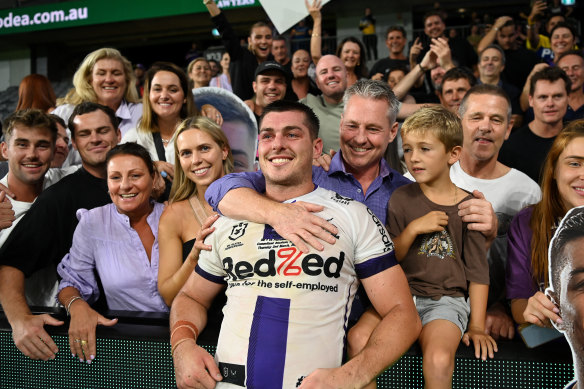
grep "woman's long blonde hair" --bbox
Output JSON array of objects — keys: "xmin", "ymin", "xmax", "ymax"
[
  {"xmin": 169, "ymin": 116, "xmax": 234, "ymax": 203},
  {"xmin": 530, "ymin": 119, "xmax": 584, "ymax": 287},
  {"xmin": 58, "ymin": 48, "xmax": 139, "ymax": 106}
]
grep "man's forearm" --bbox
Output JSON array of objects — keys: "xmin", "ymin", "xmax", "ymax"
[
  {"xmin": 218, "ymin": 188, "xmax": 280, "ymax": 224},
  {"xmin": 170, "ymin": 291, "xmax": 210, "ymax": 335},
  {"xmin": 0, "ymin": 266, "xmax": 31, "ymax": 325},
  {"xmin": 477, "ymin": 29, "xmax": 496, "ymax": 54},
  {"xmin": 393, "ymin": 64, "xmax": 424, "ymax": 100}
]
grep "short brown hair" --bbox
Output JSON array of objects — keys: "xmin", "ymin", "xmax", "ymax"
[
  {"xmin": 401, "ymin": 106, "xmax": 462, "ymax": 151},
  {"xmin": 3, "ymin": 109, "xmax": 57, "ymax": 144}
]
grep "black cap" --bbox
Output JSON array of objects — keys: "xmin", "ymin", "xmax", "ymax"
[{"xmin": 254, "ymin": 60, "xmax": 291, "ymax": 81}]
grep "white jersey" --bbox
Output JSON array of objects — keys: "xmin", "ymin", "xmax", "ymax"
[{"xmin": 196, "ymin": 187, "xmax": 396, "ymax": 388}]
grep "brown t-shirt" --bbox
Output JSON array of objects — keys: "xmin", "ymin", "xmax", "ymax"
[{"xmin": 387, "ymin": 183, "xmax": 489, "ymax": 299}]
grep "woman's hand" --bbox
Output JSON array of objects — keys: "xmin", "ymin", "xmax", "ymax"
[
  {"xmin": 186, "ymin": 214, "xmax": 220, "ymax": 265},
  {"xmin": 523, "ymin": 291, "xmax": 562, "ymax": 327},
  {"xmin": 68, "ymin": 300, "xmax": 117, "ymax": 363},
  {"xmin": 200, "ymin": 104, "xmax": 223, "ymax": 126},
  {"xmin": 305, "ymin": 0, "xmax": 322, "ymax": 21},
  {"xmin": 154, "ymin": 161, "xmax": 175, "ymax": 182}
]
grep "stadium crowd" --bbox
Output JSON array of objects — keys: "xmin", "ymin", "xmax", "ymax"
[{"xmin": 0, "ymin": 0, "xmax": 583, "ymax": 388}]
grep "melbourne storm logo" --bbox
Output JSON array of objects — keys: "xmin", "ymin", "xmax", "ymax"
[
  {"xmin": 332, "ymin": 192, "xmax": 354, "ymax": 205},
  {"xmin": 229, "ymin": 222, "xmax": 248, "ymax": 241}
]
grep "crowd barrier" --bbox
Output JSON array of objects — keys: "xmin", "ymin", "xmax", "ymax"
[{"xmin": 0, "ymin": 307, "xmax": 575, "ymax": 388}]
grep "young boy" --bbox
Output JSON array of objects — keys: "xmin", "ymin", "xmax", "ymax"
[{"xmin": 390, "ymin": 106, "xmax": 497, "ymax": 387}]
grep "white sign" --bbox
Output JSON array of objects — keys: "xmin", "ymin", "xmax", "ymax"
[{"xmin": 258, "ymin": 0, "xmax": 331, "ymax": 34}]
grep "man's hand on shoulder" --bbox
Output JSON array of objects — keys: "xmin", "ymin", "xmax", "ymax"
[
  {"xmin": 458, "ymin": 190, "xmax": 497, "ymax": 244},
  {"xmin": 12, "ymin": 313, "xmax": 63, "ymax": 360},
  {"xmin": 270, "ymin": 201, "xmax": 338, "ymax": 253},
  {"xmin": 174, "ymin": 342, "xmax": 222, "ymax": 389}
]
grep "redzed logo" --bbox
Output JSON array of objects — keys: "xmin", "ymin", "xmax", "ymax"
[{"xmin": 223, "ymin": 247, "xmax": 345, "ymax": 281}]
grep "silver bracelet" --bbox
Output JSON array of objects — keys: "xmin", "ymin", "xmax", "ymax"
[{"xmin": 66, "ymin": 296, "xmax": 83, "ymax": 316}]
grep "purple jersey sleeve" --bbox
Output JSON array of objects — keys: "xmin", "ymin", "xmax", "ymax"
[{"xmin": 205, "ymin": 171, "xmax": 267, "ymax": 213}]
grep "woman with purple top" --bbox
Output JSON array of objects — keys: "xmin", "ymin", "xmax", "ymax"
[
  {"xmin": 57, "ymin": 143, "xmax": 167, "ymax": 364},
  {"xmin": 506, "ymin": 120, "xmax": 584, "ymax": 327}
]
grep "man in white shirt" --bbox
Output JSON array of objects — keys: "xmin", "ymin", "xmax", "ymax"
[{"xmin": 454, "ymin": 84, "xmax": 541, "ymax": 339}]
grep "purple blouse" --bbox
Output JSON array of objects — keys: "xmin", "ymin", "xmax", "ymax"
[
  {"xmin": 57, "ymin": 202, "xmax": 168, "ymax": 312},
  {"xmin": 506, "ymin": 206, "xmax": 541, "ymax": 300}
]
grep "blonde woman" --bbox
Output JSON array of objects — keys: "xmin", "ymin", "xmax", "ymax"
[
  {"xmin": 157, "ymin": 116, "xmax": 233, "ymax": 306},
  {"xmin": 53, "ymin": 48, "xmax": 141, "ymax": 137}
]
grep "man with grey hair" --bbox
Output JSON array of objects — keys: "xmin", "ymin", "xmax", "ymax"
[
  {"xmin": 546, "ymin": 206, "xmax": 584, "ymax": 389},
  {"xmin": 206, "ymin": 79, "xmax": 496, "ymax": 257},
  {"xmin": 477, "ymin": 44, "xmax": 522, "ymax": 126},
  {"xmin": 453, "ymin": 84, "xmax": 541, "ymax": 339}
]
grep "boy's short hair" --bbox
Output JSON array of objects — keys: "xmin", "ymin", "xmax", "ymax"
[{"xmin": 401, "ymin": 106, "xmax": 463, "ymax": 151}]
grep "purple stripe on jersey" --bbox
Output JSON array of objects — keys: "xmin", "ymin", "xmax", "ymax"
[
  {"xmin": 247, "ymin": 296, "xmax": 290, "ymax": 388},
  {"xmin": 262, "ymin": 224, "xmax": 284, "ymax": 241},
  {"xmin": 355, "ymin": 251, "xmax": 397, "ymax": 279},
  {"xmin": 195, "ymin": 264, "xmax": 227, "ymax": 284}
]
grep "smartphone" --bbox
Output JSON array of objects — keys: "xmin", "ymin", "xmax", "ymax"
[{"xmin": 518, "ymin": 323, "xmax": 563, "ymax": 348}]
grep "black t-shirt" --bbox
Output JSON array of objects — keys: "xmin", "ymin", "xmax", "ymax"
[
  {"xmin": 212, "ymin": 13, "xmax": 274, "ymax": 101},
  {"xmin": 0, "ymin": 168, "xmax": 110, "ymax": 277},
  {"xmin": 502, "ymin": 47, "xmax": 540, "ymax": 91},
  {"xmin": 498, "ymin": 124, "xmax": 556, "ymax": 184},
  {"xmin": 368, "ymin": 58, "xmax": 410, "ymax": 79}
]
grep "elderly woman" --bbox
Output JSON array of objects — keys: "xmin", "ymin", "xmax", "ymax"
[
  {"xmin": 53, "ymin": 48, "xmax": 141, "ymax": 137},
  {"xmin": 57, "ymin": 142, "xmax": 167, "ymax": 363}
]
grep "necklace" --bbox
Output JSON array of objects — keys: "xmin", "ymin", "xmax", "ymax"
[{"xmin": 161, "ymin": 138, "xmax": 170, "ymax": 145}]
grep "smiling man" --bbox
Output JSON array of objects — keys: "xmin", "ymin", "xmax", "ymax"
[
  {"xmin": 171, "ymin": 100, "xmax": 420, "ymax": 389},
  {"xmin": 557, "ymin": 51, "xmax": 584, "ymax": 122},
  {"xmin": 300, "ymin": 55, "xmax": 348, "ymax": 153},
  {"xmin": 452, "ymin": 85, "xmax": 541, "ymax": 339},
  {"xmin": 438, "ymin": 67, "xmax": 476, "ymax": 114},
  {"xmin": 0, "ymin": 102, "xmax": 121, "ymax": 361},
  {"xmin": 205, "ymin": 0, "xmax": 273, "ymax": 101},
  {"xmin": 499, "ymin": 66, "xmax": 570, "ymax": 183},
  {"xmin": 0, "ymin": 110, "xmax": 57, "ymax": 248},
  {"xmin": 247, "ymin": 60, "xmax": 289, "ymax": 123},
  {"xmin": 369, "ymin": 26, "xmax": 409, "ymax": 81}
]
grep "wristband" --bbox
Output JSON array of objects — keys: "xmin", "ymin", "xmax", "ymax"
[
  {"xmin": 419, "ymin": 63, "xmax": 427, "ymax": 73},
  {"xmin": 171, "ymin": 338, "xmax": 197, "ymax": 357},
  {"xmin": 170, "ymin": 320, "xmax": 199, "ymax": 344}
]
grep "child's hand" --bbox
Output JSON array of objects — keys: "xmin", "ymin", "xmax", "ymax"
[
  {"xmin": 409, "ymin": 211, "xmax": 448, "ymax": 235},
  {"xmin": 462, "ymin": 328, "xmax": 498, "ymax": 361}
]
